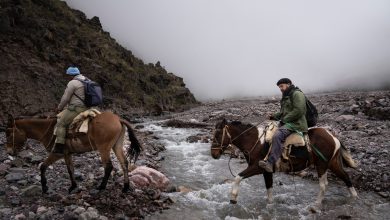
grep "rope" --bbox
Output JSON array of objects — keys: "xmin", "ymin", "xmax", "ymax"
[
  {"xmin": 228, "ymin": 155, "xmax": 236, "ymax": 177},
  {"xmin": 312, "ymin": 144, "xmax": 328, "ymax": 162}
]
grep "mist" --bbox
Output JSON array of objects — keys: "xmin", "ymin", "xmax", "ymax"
[{"xmin": 63, "ymin": 0, "xmax": 390, "ymax": 100}]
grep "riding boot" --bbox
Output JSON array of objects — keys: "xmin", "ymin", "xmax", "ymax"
[
  {"xmin": 259, "ymin": 160, "xmax": 274, "ymax": 172},
  {"xmin": 52, "ymin": 143, "xmax": 65, "ymax": 155}
]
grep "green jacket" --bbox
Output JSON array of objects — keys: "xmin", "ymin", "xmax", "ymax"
[{"xmin": 273, "ymin": 87, "xmax": 308, "ymax": 132}]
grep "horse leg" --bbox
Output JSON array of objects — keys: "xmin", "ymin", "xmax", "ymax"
[
  {"xmin": 112, "ymin": 139, "xmax": 131, "ymax": 192},
  {"xmin": 98, "ymin": 151, "xmax": 113, "ymax": 190},
  {"xmin": 64, "ymin": 153, "xmax": 77, "ymax": 194},
  {"xmin": 310, "ymin": 165, "xmax": 328, "ymax": 212},
  {"xmin": 263, "ymin": 172, "xmax": 273, "ymax": 203},
  {"xmin": 39, "ymin": 153, "xmax": 63, "ymax": 193},
  {"xmin": 230, "ymin": 175, "xmax": 242, "ymax": 204},
  {"xmin": 329, "ymin": 153, "xmax": 358, "ymax": 198},
  {"xmin": 230, "ymin": 165, "xmax": 262, "ymax": 204}
]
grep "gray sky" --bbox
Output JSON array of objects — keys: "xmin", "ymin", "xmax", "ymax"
[{"xmin": 64, "ymin": 0, "xmax": 390, "ymax": 100}]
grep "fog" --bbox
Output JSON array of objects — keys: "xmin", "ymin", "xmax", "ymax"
[{"xmin": 64, "ymin": 0, "xmax": 390, "ymax": 100}]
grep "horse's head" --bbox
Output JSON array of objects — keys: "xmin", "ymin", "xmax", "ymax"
[
  {"xmin": 210, "ymin": 118, "xmax": 231, "ymax": 159},
  {"xmin": 5, "ymin": 116, "xmax": 27, "ymax": 155}
]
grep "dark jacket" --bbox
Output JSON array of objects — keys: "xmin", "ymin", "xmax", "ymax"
[{"xmin": 273, "ymin": 86, "xmax": 308, "ymax": 132}]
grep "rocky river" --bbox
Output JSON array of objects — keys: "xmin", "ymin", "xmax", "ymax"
[{"xmin": 0, "ymin": 90, "xmax": 389, "ymax": 219}]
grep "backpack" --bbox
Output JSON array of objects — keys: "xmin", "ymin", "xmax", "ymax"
[
  {"xmin": 291, "ymin": 88, "xmax": 318, "ymax": 127},
  {"xmin": 74, "ymin": 78, "xmax": 103, "ymax": 107},
  {"xmin": 305, "ymin": 98, "xmax": 318, "ymax": 127}
]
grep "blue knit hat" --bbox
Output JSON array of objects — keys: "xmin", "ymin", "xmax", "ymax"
[{"xmin": 66, "ymin": 67, "xmax": 80, "ymax": 75}]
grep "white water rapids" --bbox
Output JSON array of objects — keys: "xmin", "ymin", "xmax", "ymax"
[{"xmin": 142, "ymin": 121, "xmax": 389, "ymax": 220}]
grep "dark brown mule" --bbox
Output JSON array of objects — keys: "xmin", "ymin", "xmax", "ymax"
[
  {"xmin": 210, "ymin": 119, "xmax": 357, "ymax": 211},
  {"xmin": 5, "ymin": 112, "xmax": 142, "ymax": 194}
]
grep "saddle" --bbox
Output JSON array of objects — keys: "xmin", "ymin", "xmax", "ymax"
[
  {"xmin": 262, "ymin": 121, "xmax": 311, "ymax": 160},
  {"xmin": 68, "ymin": 109, "xmax": 101, "ymax": 134},
  {"xmin": 54, "ymin": 109, "xmax": 101, "ymax": 137}
]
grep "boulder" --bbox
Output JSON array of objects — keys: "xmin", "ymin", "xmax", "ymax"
[{"xmin": 129, "ymin": 166, "xmax": 170, "ymax": 190}]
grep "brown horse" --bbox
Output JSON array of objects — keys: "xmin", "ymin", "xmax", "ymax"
[
  {"xmin": 5, "ymin": 112, "xmax": 142, "ymax": 194},
  {"xmin": 210, "ymin": 119, "xmax": 358, "ymax": 211}
]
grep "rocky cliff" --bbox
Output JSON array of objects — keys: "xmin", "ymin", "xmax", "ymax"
[{"xmin": 0, "ymin": 0, "xmax": 198, "ymax": 125}]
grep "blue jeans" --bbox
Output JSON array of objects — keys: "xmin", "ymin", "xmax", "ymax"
[{"xmin": 268, "ymin": 126, "xmax": 293, "ymax": 164}]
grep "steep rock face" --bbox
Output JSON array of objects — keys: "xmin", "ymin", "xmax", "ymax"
[{"xmin": 0, "ymin": 0, "xmax": 198, "ymax": 124}]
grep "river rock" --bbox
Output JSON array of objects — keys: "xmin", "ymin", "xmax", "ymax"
[
  {"xmin": 129, "ymin": 166, "xmax": 170, "ymax": 190},
  {"xmin": 5, "ymin": 172, "xmax": 25, "ymax": 182},
  {"xmin": 36, "ymin": 206, "xmax": 48, "ymax": 215},
  {"xmin": 0, "ymin": 163, "xmax": 10, "ymax": 176},
  {"xmin": 336, "ymin": 115, "xmax": 355, "ymax": 121},
  {"xmin": 79, "ymin": 207, "xmax": 99, "ymax": 220},
  {"xmin": 0, "ymin": 208, "xmax": 12, "ymax": 216},
  {"xmin": 21, "ymin": 185, "xmax": 42, "ymax": 197},
  {"xmin": 14, "ymin": 213, "xmax": 26, "ymax": 220},
  {"xmin": 10, "ymin": 158, "xmax": 24, "ymax": 167},
  {"xmin": 74, "ymin": 206, "xmax": 86, "ymax": 215},
  {"xmin": 30, "ymin": 155, "xmax": 44, "ymax": 164},
  {"xmin": 17, "ymin": 150, "xmax": 33, "ymax": 160}
]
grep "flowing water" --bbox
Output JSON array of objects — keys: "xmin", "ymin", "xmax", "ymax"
[{"xmin": 143, "ymin": 121, "xmax": 389, "ymax": 220}]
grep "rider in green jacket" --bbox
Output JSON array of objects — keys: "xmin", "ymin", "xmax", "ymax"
[{"xmin": 259, "ymin": 78, "xmax": 307, "ymax": 172}]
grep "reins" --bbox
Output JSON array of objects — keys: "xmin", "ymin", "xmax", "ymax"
[
  {"xmin": 223, "ymin": 122, "xmax": 269, "ymax": 177},
  {"xmin": 11, "ymin": 117, "xmax": 56, "ymax": 152}
]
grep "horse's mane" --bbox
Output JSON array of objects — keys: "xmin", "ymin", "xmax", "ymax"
[{"xmin": 230, "ymin": 121, "xmax": 255, "ymax": 130}]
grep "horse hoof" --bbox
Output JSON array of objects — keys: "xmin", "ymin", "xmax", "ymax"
[
  {"xmin": 42, "ymin": 186, "xmax": 48, "ymax": 194},
  {"xmin": 97, "ymin": 185, "xmax": 106, "ymax": 191},
  {"xmin": 122, "ymin": 187, "xmax": 129, "ymax": 193},
  {"xmin": 309, "ymin": 205, "xmax": 321, "ymax": 213},
  {"xmin": 230, "ymin": 200, "xmax": 237, "ymax": 204},
  {"xmin": 68, "ymin": 186, "xmax": 78, "ymax": 194}
]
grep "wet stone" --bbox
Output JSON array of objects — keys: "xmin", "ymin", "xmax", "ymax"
[{"xmin": 6, "ymin": 172, "xmax": 25, "ymax": 182}]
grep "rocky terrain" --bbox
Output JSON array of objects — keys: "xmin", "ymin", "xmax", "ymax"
[
  {"xmin": 0, "ymin": 0, "xmax": 198, "ymax": 126},
  {"xmin": 0, "ymin": 90, "xmax": 389, "ymax": 219}
]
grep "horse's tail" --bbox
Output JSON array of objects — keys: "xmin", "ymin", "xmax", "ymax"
[
  {"xmin": 120, "ymin": 119, "xmax": 142, "ymax": 163},
  {"xmin": 340, "ymin": 141, "xmax": 357, "ymax": 168}
]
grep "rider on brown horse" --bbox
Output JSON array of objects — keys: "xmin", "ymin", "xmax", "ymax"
[
  {"xmin": 52, "ymin": 66, "xmax": 88, "ymax": 155},
  {"xmin": 258, "ymin": 78, "xmax": 308, "ymax": 172}
]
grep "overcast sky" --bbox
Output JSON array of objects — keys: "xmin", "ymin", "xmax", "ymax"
[{"xmin": 64, "ymin": 0, "xmax": 390, "ymax": 100}]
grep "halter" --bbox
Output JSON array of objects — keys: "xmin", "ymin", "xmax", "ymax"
[
  {"xmin": 211, "ymin": 125, "xmax": 232, "ymax": 152},
  {"xmin": 9, "ymin": 118, "xmax": 55, "ymax": 152},
  {"xmin": 212, "ymin": 121, "xmax": 269, "ymax": 177}
]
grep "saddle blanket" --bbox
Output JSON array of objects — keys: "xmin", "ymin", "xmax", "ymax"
[{"xmin": 55, "ymin": 109, "xmax": 101, "ymax": 134}]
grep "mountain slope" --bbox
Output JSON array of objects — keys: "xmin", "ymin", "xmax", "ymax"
[{"xmin": 0, "ymin": 0, "xmax": 198, "ymax": 124}]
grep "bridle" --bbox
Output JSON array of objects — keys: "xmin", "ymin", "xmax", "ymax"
[
  {"xmin": 211, "ymin": 121, "xmax": 271, "ymax": 177},
  {"xmin": 211, "ymin": 125, "xmax": 232, "ymax": 152},
  {"xmin": 8, "ymin": 118, "xmax": 55, "ymax": 152}
]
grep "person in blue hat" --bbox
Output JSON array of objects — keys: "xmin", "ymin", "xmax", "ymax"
[{"xmin": 52, "ymin": 67, "xmax": 88, "ymax": 155}]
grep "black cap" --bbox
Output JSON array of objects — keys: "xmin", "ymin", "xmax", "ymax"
[{"xmin": 276, "ymin": 78, "xmax": 292, "ymax": 86}]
